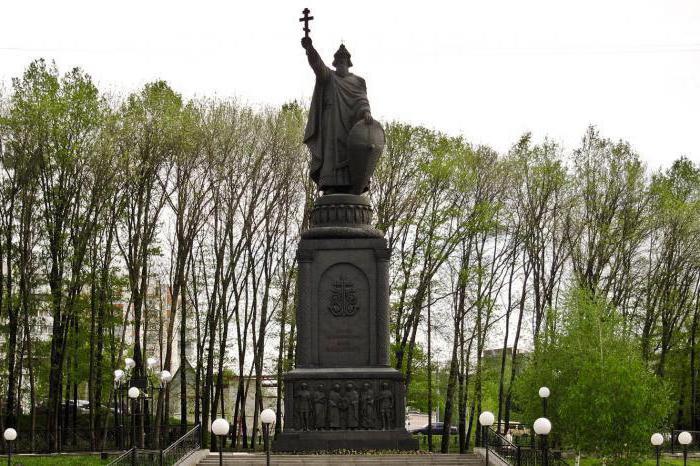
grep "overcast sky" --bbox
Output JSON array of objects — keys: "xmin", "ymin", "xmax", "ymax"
[{"xmin": 2, "ymin": 0, "xmax": 699, "ymax": 170}]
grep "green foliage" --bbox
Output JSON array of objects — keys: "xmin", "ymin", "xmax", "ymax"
[{"xmin": 515, "ymin": 288, "xmax": 672, "ymax": 463}]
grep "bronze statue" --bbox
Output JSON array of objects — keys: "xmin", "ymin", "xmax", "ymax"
[
  {"xmin": 360, "ymin": 382, "xmax": 376, "ymax": 428},
  {"xmin": 327, "ymin": 383, "xmax": 342, "ymax": 429},
  {"xmin": 345, "ymin": 383, "xmax": 360, "ymax": 429},
  {"xmin": 300, "ymin": 10, "xmax": 384, "ymax": 195},
  {"xmin": 295, "ymin": 382, "xmax": 313, "ymax": 431},
  {"xmin": 379, "ymin": 382, "xmax": 393, "ymax": 430},
  {"xmin": 312, "ymin": 383, "xmax": 327, "ymax": 429}
]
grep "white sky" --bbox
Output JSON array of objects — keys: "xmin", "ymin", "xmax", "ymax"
[{"xmin": 2, "ymin": 0, "xmax": 699, "ymax": 170}]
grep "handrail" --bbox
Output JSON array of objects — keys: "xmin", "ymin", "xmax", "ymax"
[
  {"xmin": 162, "ymin": 424, "xmax": 201, "ymax": 456},
  {"xmin": 161, "ymin": 424, "xmax": 201, "ymax": 466},
  {"xmin": 107, "ymin": 447, "xmax": 135, "ymax": 466},
  {"xmin": 107, "ymin": 424, "xmax": 201, "ymax": 466},
  {"xmin": 487, "ymin": 427, "xmax": 569, "ymax": 466}
]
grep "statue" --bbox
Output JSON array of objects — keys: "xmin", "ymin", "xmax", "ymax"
[
  {"xmin": 345, "ymin": 383, "xmax": 360, "ymax": 429},
  {"xmin": 378, "ymin": 382, "xmax": 393, "ymax": 430},
  {"xmin": 295, "ymin": 382, "xmax": 313, "ymax": 431},
  {"xmin": 312, "ymin": 383, "xmax": 327, "ymax": 429},
  {"xmin": 327, "ymin": 383, "xmax": 342, "ymax": 429},
  {"xmin": 300, "ymin": 9, "xmax": 385, "ymax": 195},
  {"xmin": 360, "ymin": 382, "xmax": 376, "ymax": 428}
]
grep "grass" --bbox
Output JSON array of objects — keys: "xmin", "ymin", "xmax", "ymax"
[
  {"xmin": 9, "ymin": 454, "xmax": 110, "ymax": 465},
  {"xmin": 579, "ymin": 458, "xmax": 700, "ymax": 465}
]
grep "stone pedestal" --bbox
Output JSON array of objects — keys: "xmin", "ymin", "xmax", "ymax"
[{"xmin": 273, "ymin": 194, "xmax": 417, "ymax": 452}]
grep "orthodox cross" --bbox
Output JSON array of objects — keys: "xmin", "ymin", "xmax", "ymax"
[{"xmin": 299, "ymin": 8, "xmax": 314, "ymax": 38}]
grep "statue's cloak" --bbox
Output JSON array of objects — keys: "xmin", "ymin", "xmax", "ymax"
[{"xmin": 304, "ymin": 71, "xmax": 370, "ymax": 191}]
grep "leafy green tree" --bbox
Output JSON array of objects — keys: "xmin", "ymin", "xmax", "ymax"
[{"xmin": 515, "ymin": 288, "xmax": 671, "ymax": 463}]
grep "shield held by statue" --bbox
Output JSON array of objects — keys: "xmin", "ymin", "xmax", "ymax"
[{"xmin": 347, "ymin": 120, "xmax": 385, "ymax": 195}]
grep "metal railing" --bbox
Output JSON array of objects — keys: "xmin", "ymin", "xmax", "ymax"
[
  {"xmin": 0, "ymin": 424, "xmax": 196, "ymax": 454},
  {"xmin": 486, "ymin": 428, "xmax": 569, "ymax": 466},
  {"xmin": 671, "ymin": 430, "xmax": 700, "ymax": 453},
  {"xmin": 107, "ymin": 425, "xmax": 200, "ymax": 466},
  {"xmin": 161, "ymin": 424, "xmax": 201, "ymax": 466}
]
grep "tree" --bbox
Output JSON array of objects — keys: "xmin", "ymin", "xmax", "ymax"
[{"xmin": 515, "ymin": 288, "xmax": 671, "ymax": 463}]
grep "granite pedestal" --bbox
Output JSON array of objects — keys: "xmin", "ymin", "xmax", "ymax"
[{"xmin": 273, "ymin": 194, "xmax": 417, "ymax": 452}]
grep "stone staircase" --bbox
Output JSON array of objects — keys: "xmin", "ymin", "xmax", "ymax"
[{"xmin": 197, "ymin": 452, "xmax": 484, "ymax": 465}]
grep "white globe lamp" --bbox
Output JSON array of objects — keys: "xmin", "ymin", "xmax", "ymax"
[
  {"xmin": 261, "ymin": 408, "xmax": 276, "ymax": 425},
  {"xmin": 533, "ymin": 417, "xmax": 552, "ymax": 436},
  {"xmin": 160, "ymin": 370, "xmax": 173, "ymax": 384},
  {"xmin": 146, "ymin": 357, "xmax": 158, "ymax": 369},
  {"xmin": 212, "ymin": 418, "xmax": 230, "ymax": 436},
  {"xmin": 114, "ymin": 369, "xmax": 124, "ymax": 382},
  {"xmin": 478, "ymin": 411, "xmax": 495, "ymax": 427},
  {"xmin": 3, "ymin": 428, "xmax": 17, "ymax": 441},
  {"xmin": 125, "ymin": 357, "xmax": 136, "ymax": 370},
  {"xmin": 651, "ymin": 433, "xmax": 663, "ymax": 446},
  {"xmin": 128, "ymin": 386, "xmax": 140, "ymax": 399},
  {"xmin": 679, "ymin": 431, "xmax": 692, "ymax": 445},
  {"xmin": 539, "ymin": 386, "xmax": 550, "ymax": 398}
]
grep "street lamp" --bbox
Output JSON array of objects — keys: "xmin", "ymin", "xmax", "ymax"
[
  {"xmin": 479, "ymin": 411, "xmax": 495, "ymax": 464},
  {"xmin": 160, "ymin": 370, "xmax": 173, "ymax": 385},
  {"xmin": 125, "ymin": 358, "xmax": 136, "ymax": 371},
  {"xmin": 539, "ymin": 386, "xmax": 550, "ymax": 417},
  {"xmin": 211, "ymin": 418, "xmax": 229, "ymax": 466},
  {"xmin": 114, "ymin": 369, "xmax": 125, "ymax": 449},
  {"xmin": 651, "ymin": 433, "xmax": 663, "ymax": 466},
  {"xmin": 678, "ymin": 431, "xmax": 692, "ymax": 466},
  {"xmin": 128, "ymin": 386, "xmax": 140, "ymax": 451},
  {"xmin": 261, "ymin": 408, "xmax": 275, "ymax": 466},
  {"xmin": 534, "ymin": 417, "xmax": 552, "ymax": 466},
  {"xmin": 4, "ymin": 428, "xmax": 17, "ymax": 466}
]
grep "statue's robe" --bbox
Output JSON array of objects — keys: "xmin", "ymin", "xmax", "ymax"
[{"xmin": 304, "ymin": 46, "xmax": 371, "ymax": 192}]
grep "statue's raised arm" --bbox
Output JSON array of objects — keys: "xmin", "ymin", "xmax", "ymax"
[{"xmin": 301, "ymin": 37, "xmax": 331, "ymax": 81}]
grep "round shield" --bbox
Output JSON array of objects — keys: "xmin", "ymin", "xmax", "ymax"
[{"xmin": 347, "ymin": 120, "xmax": 385, "ymax": 194}]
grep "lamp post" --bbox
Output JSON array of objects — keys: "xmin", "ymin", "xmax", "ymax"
[
  {"xmin": 678, "ymin": 431, "xmax": 692, "ymax": 466},
  {"xmin": 128, "ymin": 387, "xmax": 140, "ymax": 450},
  {"xmin": 479, "ymin": 411, "xmax": 495, "ymax": 464},
  {"xmin": 651, "ymin": 433, "xmax": 663, "ymax": 466},
  {"xmin": 538, "ymin": 386, "xmax": 550, "ymax": 417},
  {"xmin": 533, "ymin": 417, "xmax": 552, "ymax": 466},
  {"xmin": 114, "ymin": 369, "xmax": 125, "ymax": 449},
  {"xmin": 157, "ymin": 370, "xmax": 172, "ymax": 460},
  {"xmin": 261, "ymin": 408, "xmax": 276, "ymax": 466},
  {"xmin": 212, "ymin": 418, "xmax": 230, "ymax": 466},
  {"xmin": 4, "ymin": 428, "xmax": 17, "ymax": 466}
]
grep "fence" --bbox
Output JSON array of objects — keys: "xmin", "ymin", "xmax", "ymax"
[
  {"xmin": 107, "ymin": 425, "xmax": 201, "ymax": 466},
  {"xmin": 486, "ymin": 428, "xmax": 569, "ymax": 466},
  {"xmin": 0, "ymin": 424, "xmax": 196, "ymax": 454}
]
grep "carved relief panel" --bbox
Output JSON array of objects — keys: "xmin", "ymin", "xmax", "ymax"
[{"xmin": 318, "ymin": 263, "xmax": 369, "ymax": 366}]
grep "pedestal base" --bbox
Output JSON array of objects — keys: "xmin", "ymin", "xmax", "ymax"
[{"xmin": 273, "ymin": 429, "xmax": 418, "ymax": 452}]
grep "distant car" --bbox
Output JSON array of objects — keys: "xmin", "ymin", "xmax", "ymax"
[{"xmin": 410, "ymin": 422, "xmax": 459, "ymax": 435}]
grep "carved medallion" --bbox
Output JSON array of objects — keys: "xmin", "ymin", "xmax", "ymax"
[{"xmin": 328, "ymin": 275, "xmax": 360, "ymax": 317}]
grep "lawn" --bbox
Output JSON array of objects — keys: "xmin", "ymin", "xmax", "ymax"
[
  {"xmin": 579, "ymin": 458, "xmax": 700, "ymax": 465},
  {"xmin": 8, "ymin": 454, "xmax": 109, "ymax": 465}
]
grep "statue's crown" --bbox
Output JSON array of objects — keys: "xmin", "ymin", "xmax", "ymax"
[{"xmin": 332, "ymin": 44, "xmax": 353, "ymax": 67}]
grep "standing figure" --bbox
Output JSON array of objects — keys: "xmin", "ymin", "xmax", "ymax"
[
  {"xmin": 327, "ymin": 384, "xmax": 342, "ymax": 429},
  {"xmin": 295, "ymin": 382, "xmax": 313, "ymax": 431},
  {"xmin": 345, "ymin": 383, "xmax": 360, "ymax": 429},
  {"xmin": 360, "ymin": 382, "xmax": 376, "ymax": 428},
  {"xmin": 312, "ymin": 383, "xmax": 327, "ymax": 429},
  {"xmin": 301, "ymin": 36, "xmax": 375, "ymax": 194},
  {"xmin": 378, "ymin": 382, "xmax": 393, "ymax": 430}
]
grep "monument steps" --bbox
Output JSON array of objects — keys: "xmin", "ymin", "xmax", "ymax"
[{"xmin": 197, "ymin": 453, "xmax": 484, "ymax": 465}]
